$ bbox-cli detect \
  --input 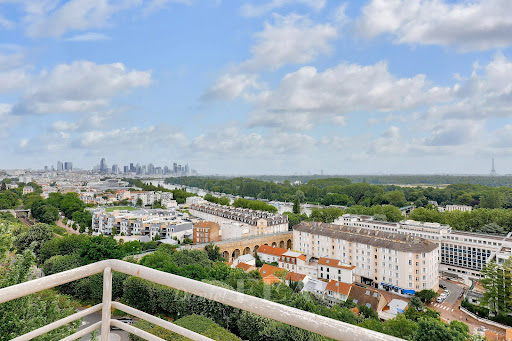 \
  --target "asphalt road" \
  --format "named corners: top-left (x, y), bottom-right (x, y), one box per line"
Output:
top-left (440, 279), bottom-right (464, 304)
top-left (77, 312), bottom-right (129, 341)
